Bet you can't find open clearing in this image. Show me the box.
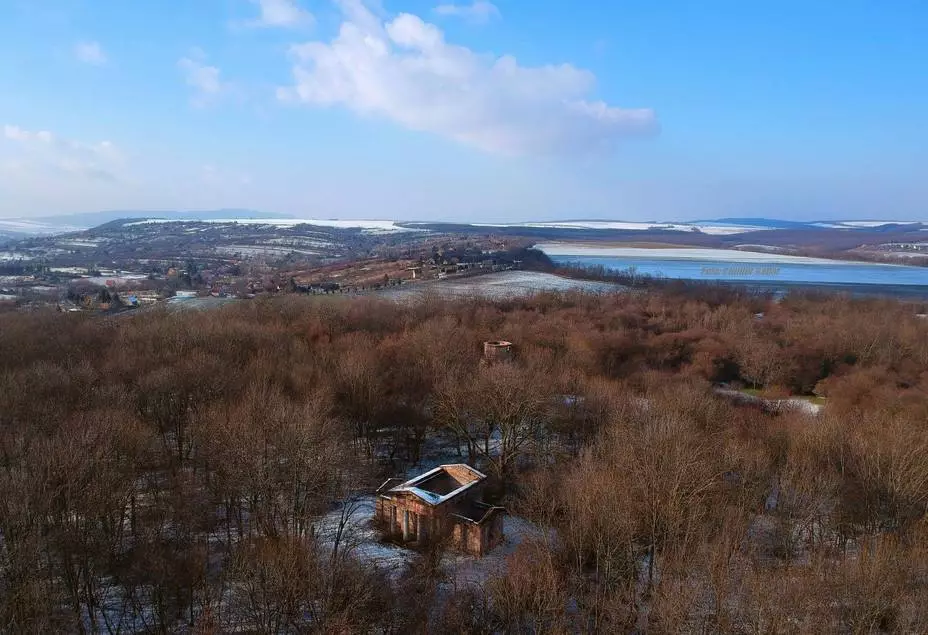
[381,270,624,300]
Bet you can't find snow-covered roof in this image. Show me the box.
[382,464,487,506]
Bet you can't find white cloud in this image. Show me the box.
[75,41,107,65]
[248,0,314,28]
[278,1,656,156]
[2,124,123,182]
[433,1,499,23]
[178,52,229,107]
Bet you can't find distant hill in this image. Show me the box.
[692,218,818,229]
[36,209,289,230]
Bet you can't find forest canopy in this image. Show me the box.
[1,287,927,633]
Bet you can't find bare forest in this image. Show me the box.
[2,287,928,633]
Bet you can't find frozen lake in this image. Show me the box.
[537,243,928,295]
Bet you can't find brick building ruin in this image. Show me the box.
[483,340,513,364]
[375,464,505,556]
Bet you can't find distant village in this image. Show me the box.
[0,223,533,313]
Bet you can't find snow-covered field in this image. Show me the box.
[475,220,774,235]
[126,218,417,234]
[214,245,321,257]
[382,271,623,301]
[83,277,148,286]
[0,218,84,235]
[536,243,891,265]
[57,239,105,248]
[813,220,924,229]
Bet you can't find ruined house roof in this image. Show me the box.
[449,499,506,525]
[377,464,487,507]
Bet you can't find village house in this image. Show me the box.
[375,464,505,556]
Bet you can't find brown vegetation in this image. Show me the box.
[1,287,927,632]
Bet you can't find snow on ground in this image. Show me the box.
[165,296,237,311]
[382,271,623,302]
[80,274,150,286]
[689,224,775,235]
[214,245,321,257]
[446,515,550,587]
[316,496,414,578]
[57,239,104,248]
[812,220,924,229]
[535,243,896,265]
[0,218,85,234]
[474,220,774,235]
[49,266,90,274]
[316,493,546,587]
[474,221,693,231]
[313,427,551,585]
[265,237,334,248]
[125,218,419,234]
[785,398,824,416]
[715,388,824,416]
[878,251,928,259]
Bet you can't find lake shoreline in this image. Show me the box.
[534,242,904,266]
[537,243,928,299]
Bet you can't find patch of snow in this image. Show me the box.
[781,398,824,415]
[692,224,773,235]
[315,496,414,574]
[715,388,823,416]
[214,245,321,257]
[80,274,149,286]
[841,220,922,227]
[57,239,103,248]
[382,271,623,301]
[126,218,420,234]
[0,218,85,235]
[447,515,552,587]
[813,220,923,229]
[473,220,774,234]
[879,251,928,259]
[316,493,549,587]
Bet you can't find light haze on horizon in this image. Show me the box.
[0,0,926,222]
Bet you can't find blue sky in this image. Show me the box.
[1,0,926,221]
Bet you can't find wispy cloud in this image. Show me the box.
[74,41,107,65]
[433,1,500,24]
[278,1,656,156]
[2,124,123,182]
[178,51,230,107]
[247,0,314,28]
